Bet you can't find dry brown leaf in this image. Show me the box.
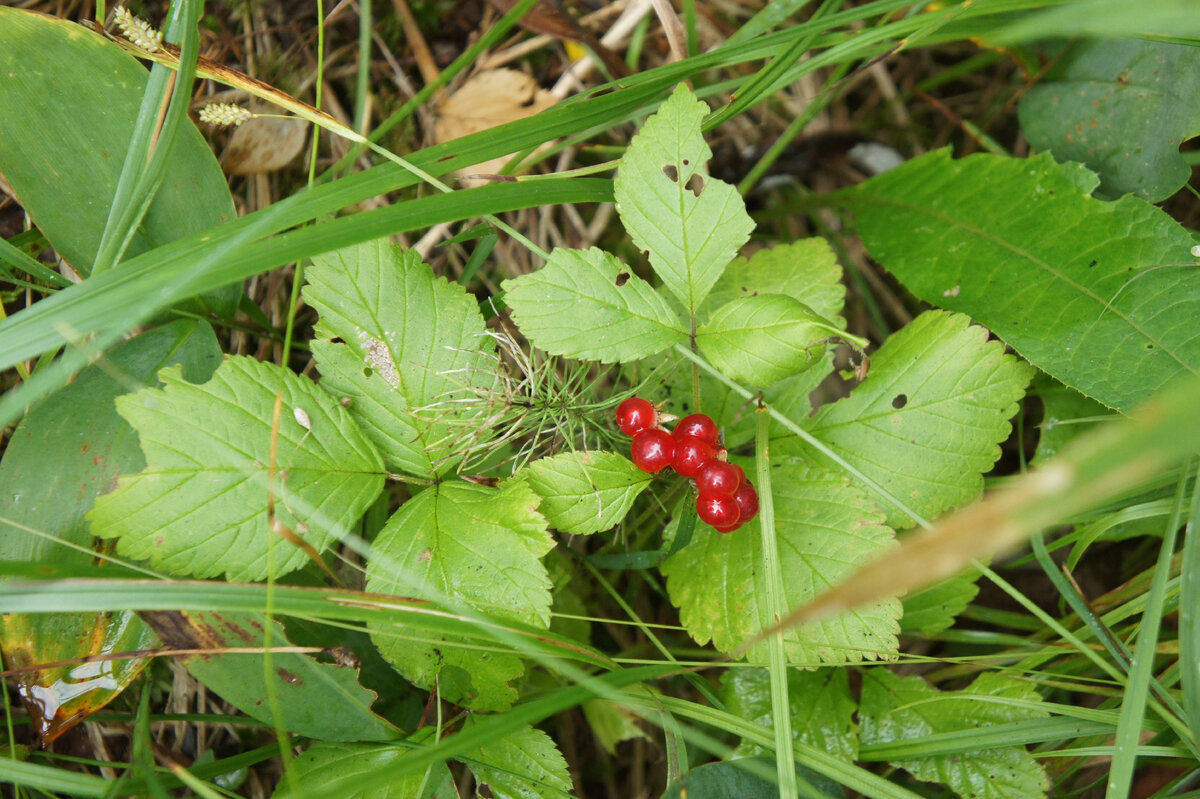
[221,114,308,175]
[433,69,555,187]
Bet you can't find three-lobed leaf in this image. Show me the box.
[860,670,1050,799]
[365,480,553,711]
[88,356,384,581]
[661,460,900,665]
[847,149,1199,413]
[521,450,653,535]
[502,248,685,362]
[780,310,1034,529]
[460,721,573,799]
[614,84,754,313]
[307,240,497,478]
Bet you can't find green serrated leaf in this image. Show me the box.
[1019,38,1200,202]
[721,667,858,762]
[614,84,754,313]
[581,699,648,755]
[521,450,652,535]
[705,239,847,325]
[502,248,685,362]
[860,670,1050,799]
[899,572,981,637]
[661,461,900,665]
[306,240,496,478]
[366,481,553,711]
[461,721,573,799]
[781,311,1034,529]
[141,610,400,742]
[847,149,1199,413]
[1031,374,1115,466]
[273,742,457,799]
[698,294,844,386]
[88,356,385,581]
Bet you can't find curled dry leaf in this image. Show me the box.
[221,114,308,175]
[433,68,555,187]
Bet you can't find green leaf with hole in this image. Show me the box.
[307,240,497,478]
[140,610,400,742]
[1019,38,1200,202]
[503,248,686,362]
[698,294,850,387]
[273,742,457,799]
[87,356,385,581]
[860,670,1049,799]
[614,84,754,313]
[461,720,573,799]
[661,461,900,665]
[847,149,1200,413]
[0,320,219,743]
[780,311,1034,529]
[521,450,652,535]
[365,480,553,711]
[0,7,237,314]
[721,667,858,762]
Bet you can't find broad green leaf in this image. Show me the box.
[1031,375,1115,465]
[461,720,573,799]
[273,742,457,799]
[521,451,652,535]
[661,461,900,665]
[697,294,845,387]
[0,320,219,742]
[140,610,400,742]
[847,149,1199,413]
[721,667,858,762]
[88,356,385,581]
[0,8,237,314]
[661,759,845,799]
[781,311,1034,529]
[1019,39,1200,202]
[860,670,1050,799]
[899,572,980,636]
[581,699,648,755]
[366,481,553,710]
[306,240,496,478]
[614,84,754,313]
[705,239,847,325]
[503,248,685,362]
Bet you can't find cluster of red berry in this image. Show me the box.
[617,398,760,533]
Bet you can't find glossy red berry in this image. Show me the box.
[630,428,674,473]
[672,435,715,478]
[733,482,760,522]
[696,461,743,498]
[673,414,719,447]
[714,521,743,534]
[616,397,656,436]
[697,493,740,528]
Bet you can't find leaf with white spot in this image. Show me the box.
[306,239,497,478]
[521,450,652,535]
[88,356,384,581]
[614,84,754,314]
[661,460,900,665]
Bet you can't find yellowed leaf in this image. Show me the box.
[433,69,555,186]
[221,114,307,175]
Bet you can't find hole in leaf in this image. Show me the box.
[682,158,690,166]
[1089,260,1098,268]
[363,366,374,378]
[662,164,679,182]
[437,153,457,162]
[615,271,630,287]
[685,173,705,197]
[329,336,344,344]
[892,394,908,409]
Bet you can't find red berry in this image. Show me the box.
[697,493,740,528]
[674,414,720,447]
[616,397,656,436]
[714,521,743,534]
[630,429,674,473]
[733,482,759,522]
[696,461,743,497]
[672,435,715,477]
